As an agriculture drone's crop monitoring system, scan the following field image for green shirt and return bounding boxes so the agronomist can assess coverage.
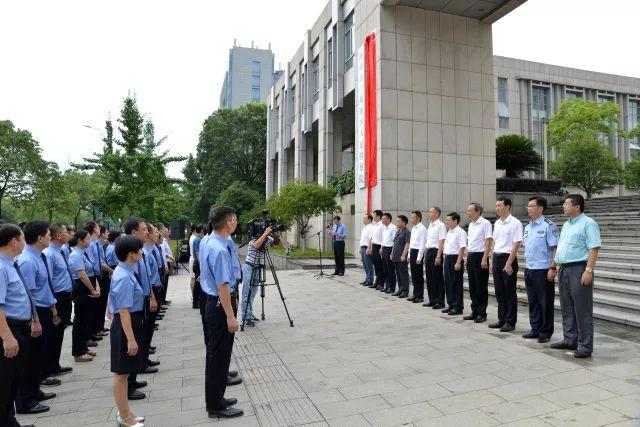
[555,214,601,264]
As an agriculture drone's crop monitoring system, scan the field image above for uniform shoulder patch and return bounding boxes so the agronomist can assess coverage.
[544,218,554,225]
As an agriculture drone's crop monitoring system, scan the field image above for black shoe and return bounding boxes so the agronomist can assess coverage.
[209,407,244,418]
[147,360,160,367]
[149,349,156,354]
[488,322,504,329]
[141,366,158,374]
[522,332,539,339]
[40,377,61,387]
[359,281,367,285]
[448,310,462,315]
[338,273,344,276]
[17,403,49,415]
[474,315,487,323]
[537,337,550,343]
[412,298,424,303]
[86,340,98,347]
[229,370,238,377]
[378,287,386,292]
[36,392,56,401]
[385,289,394,294]
[407,296,416,302]
[432,304,444,310]
[92,335,103,341]
[391,291,402,296]
[150,346,156,351]
[463,314,477,321]
[422,302,431,307]
[128,390,146,400]
[398,293,409,298]
[165,300,172,304]
[441,308,451,313]
[132,380,147,389]
[156,314,164,319]
[573,351,592,359]
[500,324,515,332]
[224,397,238,406]
[227,375,242,386]
[49,366,73,377]
[550,341,578,350]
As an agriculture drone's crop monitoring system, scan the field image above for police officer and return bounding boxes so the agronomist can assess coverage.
[42,223,74,377]
[85,222,113,339]
[442,213,466,315]
[0,223,38,427]
[191,225,205,309]
[521,197,559,344]
[465,203,492,323]
[142,224,162,372]
[106,231,123,271]
[424,207,446,309]
[551,194,601,358]
[200,206,242,419]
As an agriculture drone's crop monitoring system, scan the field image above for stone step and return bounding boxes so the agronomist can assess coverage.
[601,245,640,254]
[514,256,640,274]
[598,251,640,262]
[601,238,640,245]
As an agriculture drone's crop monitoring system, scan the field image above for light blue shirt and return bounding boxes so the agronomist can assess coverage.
[105,243,117,267]
[143,245,161,288]
[332,223,346,242]
[135,255,151,296]
[193,236,202,257]
[61,243,70,260]
[200,233,234,297]
[0,253,33,320]
[522,216,559,270]
[43,243,73,293]
[555,213,601,264]
[227,237,240,289]
[109,263,144,314]
[15,246,56,307]
[69,247,96,279]
[89,239,103,274]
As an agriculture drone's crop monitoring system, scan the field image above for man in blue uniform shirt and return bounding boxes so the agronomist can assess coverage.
[521,197,559,343]
[85,222,113,339]
[328,216,346,276]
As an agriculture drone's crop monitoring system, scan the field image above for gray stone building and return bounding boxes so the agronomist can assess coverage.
[220,42,277,108]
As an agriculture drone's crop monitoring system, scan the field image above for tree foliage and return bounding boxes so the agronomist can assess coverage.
[329,168,355,196]
[625,155,640,189]
[214,181,263,226]
[548,99,622,148]
[495,134,542,178]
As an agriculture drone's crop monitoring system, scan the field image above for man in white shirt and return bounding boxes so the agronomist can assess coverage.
[366,210,385,289]
[424,207,446,309]
[358,214,375,286]
[489,197,523,332]
[465,202,493,323]
[380,213,397,293]
[442,212,467,315]
[408,211,427,303]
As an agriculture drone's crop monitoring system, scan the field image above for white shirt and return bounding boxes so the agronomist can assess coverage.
[492,214,523,254]
[359,223,374,246]
[409,222,427,259]
[188,234,196,261]
[467,216,493,253]
[426,219,446,249]
[381,223,397,247]
[161,238,173,260]
[444,226,467,255]
[370,220,384,245]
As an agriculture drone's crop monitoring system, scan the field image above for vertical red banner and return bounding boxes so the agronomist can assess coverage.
[364,33,377,213]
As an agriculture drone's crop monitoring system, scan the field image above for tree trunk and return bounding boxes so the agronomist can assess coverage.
[0,195,3,219]
[299,234,306,254]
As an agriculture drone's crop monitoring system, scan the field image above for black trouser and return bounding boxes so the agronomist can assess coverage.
[204,293,237,411]
[467,252,489,317]
[333,240,345,275]
[94,272,110,333]
[409,249,424,298]
[525,268,555,339]
[145,290,161,359]
[493,253,519,326]
[160,266,170,304]
[128,295,152,391]
[381,246,395,291]
[0,319,30,427]
[72,293,91,357]
[444,255,464,311]
[50,291,72,374]
[371,244,384,286]
[425,248,444,305]
[16,307,52,411]
[394,261,410,294]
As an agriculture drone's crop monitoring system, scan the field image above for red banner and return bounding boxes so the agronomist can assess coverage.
[364,33,377,213]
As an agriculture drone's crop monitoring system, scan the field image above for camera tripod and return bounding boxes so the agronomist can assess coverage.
[240,247,294,331]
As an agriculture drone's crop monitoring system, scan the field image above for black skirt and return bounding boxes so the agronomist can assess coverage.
[110,311,145,374]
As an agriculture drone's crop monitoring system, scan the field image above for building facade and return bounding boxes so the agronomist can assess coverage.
[220,43,277,108]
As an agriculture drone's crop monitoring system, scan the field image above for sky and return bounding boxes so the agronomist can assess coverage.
[1,0,639,178]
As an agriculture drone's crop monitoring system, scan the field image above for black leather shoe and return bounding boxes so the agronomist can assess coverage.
[500,324,515,332]
[224,397,238,406]
[412,298,424,303]
[550,341,578,350]
[398,293,409,298]
[49,366,73,376]
[37,392,56,401]
[474,315,487,323]
[385,289,394,294]
[573,351,592,359]
[128,390,146,400]
[141,366,158,374]
[86,340,98,347]
[432,304,444,309]
[488,322,504,329]
[132,380,147,389]
[149,349,156,354]
[522,332,539,339]
[209,407,244,418]
[447,310,462,315]
[229,370,238,377]
[463,314,477,321]
[227,375,242,386]
[391,291,402,296]
[17,403,49,415]
[149,346,156,351]
[359,281,367,284]
[92,335,103,341]
[40,377,61,387]
[537,337,550,343]
[407,296,416,302]
[441,308,451,313]
[147,360,160,367]
[422,302,431,307]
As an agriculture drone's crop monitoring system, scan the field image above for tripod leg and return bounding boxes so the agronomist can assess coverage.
[265,251,294,327]
[240,265,260,331]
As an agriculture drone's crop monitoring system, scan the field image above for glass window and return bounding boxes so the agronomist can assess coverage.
[344,13,354,70]
[312,56,320,101]
[629,99,640,131]
[341,145,354,173]
[252,88,260,101]
[290,85,296,123]
[532,85,550,156]
[498,78,509,128]
[252,75,260,87]
[275,105,280,138]
[598,94,616,145]
[252,61,261,75]
[327,39,333,88]
[498,116,509,129]
[565,89,583,100]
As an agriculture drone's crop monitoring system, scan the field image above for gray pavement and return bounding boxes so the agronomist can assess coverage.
[18,269,640,426]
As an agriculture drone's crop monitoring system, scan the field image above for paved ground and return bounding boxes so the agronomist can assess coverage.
[18,269,640,426]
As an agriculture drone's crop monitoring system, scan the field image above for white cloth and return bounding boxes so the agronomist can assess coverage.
[467,216,493,253]
[188,234,196,262]
[370,221,384,245]
[444,226,467,255]
[492,214,523,254]
[409,222,427,259]
[381,223,397,247]
[359,223,374,246]
[426,219,446,249]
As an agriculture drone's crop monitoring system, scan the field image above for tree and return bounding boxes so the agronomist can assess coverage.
[495,134,542,178]
[267,181,340,253]
[548,99,621,148]
[182,154,209,222]
[625,155,640,189]
[30,162,70,222]
[64,171,105,228]
[215,181,263,225]
[0,120,44,218]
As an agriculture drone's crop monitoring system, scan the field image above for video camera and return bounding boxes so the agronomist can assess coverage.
[246,209,286,239]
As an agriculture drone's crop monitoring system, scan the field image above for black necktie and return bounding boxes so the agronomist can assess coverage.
[14,262,37,320]
[40,253,56,297]
[83,252,95,276]
[61,249,74,281]
[134,271,149,319]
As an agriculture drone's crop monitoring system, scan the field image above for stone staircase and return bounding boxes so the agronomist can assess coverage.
[464,195,640,329]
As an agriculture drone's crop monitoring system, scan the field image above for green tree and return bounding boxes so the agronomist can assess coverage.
[548,99,621,148]
[215,181,263,225]
[64,170,105,228]
[0,120,44,218]
[29,162,71,222]
[495,134,542,178]
[182,154,209,222]
[267,181,340,253]
[625,155,640,189]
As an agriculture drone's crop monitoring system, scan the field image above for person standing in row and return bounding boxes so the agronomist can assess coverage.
[328,216,346,276]
[86,222,112,340]
[442,213,466,315]
[489,197,523,332]
[191,225,205,309]
[106,231,123,271]
[358,215,374,287]
[379,213,396,293]
[465,203,492,323]
[551,194,601,358]
[408,211,427,303]
[391,215,411,298]
[142,225,162,373]
[159,225,174,305]
[424,207,445,309]
[367,210,385,289]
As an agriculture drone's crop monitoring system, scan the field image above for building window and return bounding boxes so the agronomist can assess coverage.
[312,56,320,101]
[252,61,261,74]
[344,13,354,70]
[629,99,640,131]
[290,85,296,123]
[598,94,616,145]
[275,105,280,139]
[252,88,260,101]
[497,77,509,129]
[341,145,354,172]
[251,60,261,101]
[565,89,583,100]
[532,85,550,156]
[327,39,333,88]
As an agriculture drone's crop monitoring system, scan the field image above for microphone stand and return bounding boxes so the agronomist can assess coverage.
[308,228,334,280]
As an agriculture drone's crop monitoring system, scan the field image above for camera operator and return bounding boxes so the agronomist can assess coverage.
[241,226,287,326]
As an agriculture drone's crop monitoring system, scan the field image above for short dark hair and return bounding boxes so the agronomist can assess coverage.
[100,225,107,235]
[528,196,547,212]
[210,206,236,231]
[412,210,422,220]
[447,212,461,224]
[383,213,392,220]
[191,224,196,232]
[565,194,585,213]
[114,235,144,262]
[108,230,122,243]
[496,197,512,210]
[373,210,383,218]
[24,221,50,245]
[397,215,408,224]
[0,224,23,247]
[49,222,66,239]
[124,217,145,235]
[69,229,89,248]
[468,202,483,214]
[333,215,341,221]
[195,224,204,233]
[365,214,373,221]
[431,206,442,215]
[84,221,99,234]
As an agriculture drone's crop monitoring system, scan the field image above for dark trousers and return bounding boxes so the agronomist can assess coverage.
[0,320,30,427]
[145,290,160,360]
[493,254,519,326]
[371,244,384,286]
[467,252,489,316]
[333,240,345,275]
[558,263,593,353]
[94,272,110,333]
[425,248,444,305]
[444,255,464,311]
[72,294,91,357]
[409,249,424,298]
[394,261,410,294]
[16,307,52,411]
[193,282,202,308]
[128,295,152,391]
[204,294,236,411]
[525,268,555,339]
[50,291,72,373]
[160,267,170,304]
[381,247,396,291]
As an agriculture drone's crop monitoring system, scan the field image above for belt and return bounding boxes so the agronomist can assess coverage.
[6,318,31,328]
[493,253,510,257]
[558,261,587,269]
[426,247,438,251]
[444,254,459,258]
[468,251,485,255]
[360,245,368,248]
